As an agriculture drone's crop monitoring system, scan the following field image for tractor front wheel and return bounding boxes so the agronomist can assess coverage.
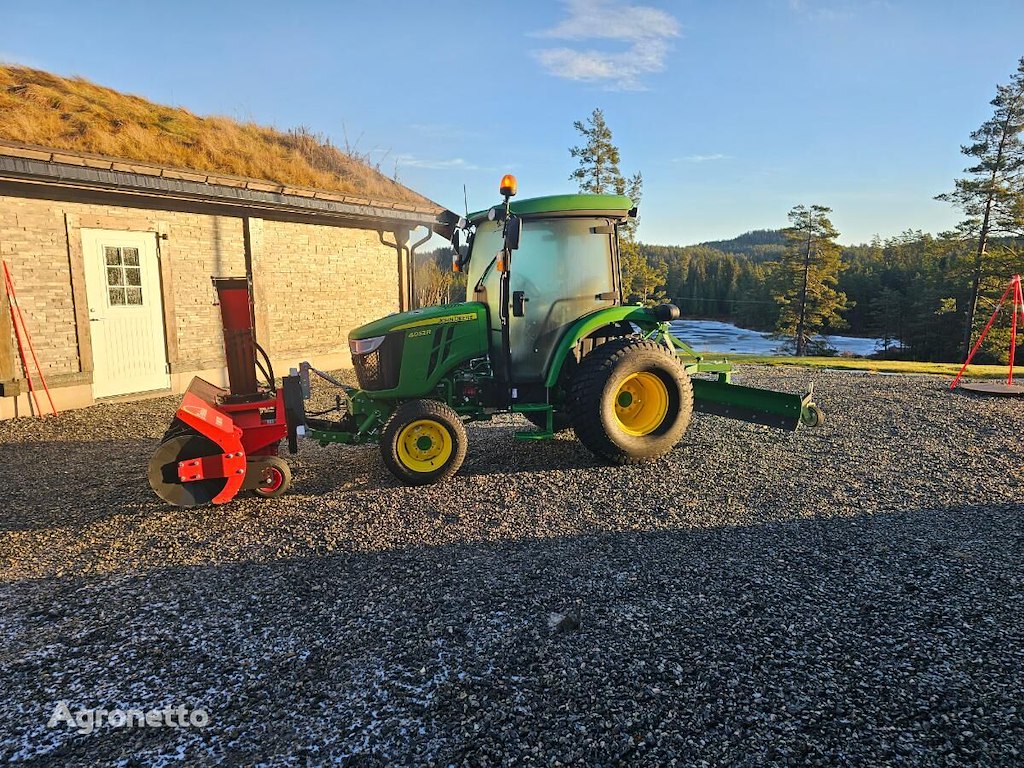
[381,399,468,485]
[569,338,693,465]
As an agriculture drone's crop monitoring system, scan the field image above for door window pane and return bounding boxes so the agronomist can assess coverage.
[103,244,144,307]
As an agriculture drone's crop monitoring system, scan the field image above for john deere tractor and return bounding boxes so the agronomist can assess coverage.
[302,175,821,485]
[148,175,821,506]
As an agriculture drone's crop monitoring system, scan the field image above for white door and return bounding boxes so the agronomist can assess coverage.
[82,229,170,398]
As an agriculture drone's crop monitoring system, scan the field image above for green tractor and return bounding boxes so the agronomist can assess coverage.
[300,175,822,486]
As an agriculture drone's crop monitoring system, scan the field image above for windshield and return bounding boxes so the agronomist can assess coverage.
[465,219,505,291]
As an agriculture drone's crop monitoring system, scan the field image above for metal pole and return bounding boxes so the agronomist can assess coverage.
[2,260,57,416]
[950,277,1015,390]
[1011,275,1022,385]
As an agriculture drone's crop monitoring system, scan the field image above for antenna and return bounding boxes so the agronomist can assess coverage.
[463,184,469,218]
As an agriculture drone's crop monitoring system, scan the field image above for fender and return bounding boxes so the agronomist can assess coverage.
[544,305,663,388]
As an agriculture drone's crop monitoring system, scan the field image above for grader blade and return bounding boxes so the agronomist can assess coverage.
[690,378,813,431]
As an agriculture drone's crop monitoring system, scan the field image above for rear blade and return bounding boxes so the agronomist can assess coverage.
[691,378,807,431]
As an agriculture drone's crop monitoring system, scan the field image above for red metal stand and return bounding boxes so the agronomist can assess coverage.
[951,274,1024,390]
[2,260,58,417]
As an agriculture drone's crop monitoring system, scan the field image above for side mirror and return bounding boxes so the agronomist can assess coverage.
[504,215,522,251]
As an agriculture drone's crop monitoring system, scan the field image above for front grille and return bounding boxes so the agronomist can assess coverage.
[353,333,404,391]
[353,349,381,389]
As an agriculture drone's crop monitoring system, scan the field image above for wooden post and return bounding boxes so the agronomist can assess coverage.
[0,276,15,386]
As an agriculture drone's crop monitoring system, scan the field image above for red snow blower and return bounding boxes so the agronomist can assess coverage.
[147,278,305,507]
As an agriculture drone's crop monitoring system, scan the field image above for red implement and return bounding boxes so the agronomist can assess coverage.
[148,276,302,507]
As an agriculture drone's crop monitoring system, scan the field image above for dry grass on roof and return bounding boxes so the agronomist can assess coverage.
[0,65,433,207]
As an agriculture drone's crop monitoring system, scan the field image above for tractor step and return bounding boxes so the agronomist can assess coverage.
[512,403,555,440]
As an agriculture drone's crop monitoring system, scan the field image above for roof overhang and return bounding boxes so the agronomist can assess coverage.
[0,141,459,234]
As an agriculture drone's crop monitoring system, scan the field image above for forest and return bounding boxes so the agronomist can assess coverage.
[640,229,1020,362]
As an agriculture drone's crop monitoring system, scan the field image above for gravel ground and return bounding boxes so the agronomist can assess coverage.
[0,366,1021,766]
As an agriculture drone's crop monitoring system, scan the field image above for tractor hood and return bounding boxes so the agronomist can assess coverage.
[349,302,488,340]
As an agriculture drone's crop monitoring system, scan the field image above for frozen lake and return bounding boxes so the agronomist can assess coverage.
[669,319,883,357]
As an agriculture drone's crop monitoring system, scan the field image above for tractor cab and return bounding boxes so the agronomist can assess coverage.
[460,187,634,389]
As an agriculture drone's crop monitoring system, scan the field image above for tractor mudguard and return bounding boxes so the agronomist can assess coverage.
[544,305,663,388]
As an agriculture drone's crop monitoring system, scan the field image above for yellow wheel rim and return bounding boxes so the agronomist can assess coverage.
[396,419,453,472]
[614,372,670,436]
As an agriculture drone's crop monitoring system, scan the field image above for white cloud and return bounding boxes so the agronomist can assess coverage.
[531,0,680,91]
[675,153,731,163]
[395,155,490,172]
[786,0,861,22]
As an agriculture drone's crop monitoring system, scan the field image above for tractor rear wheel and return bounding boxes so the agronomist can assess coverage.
[569,338,693,465]
[381,399,468,485]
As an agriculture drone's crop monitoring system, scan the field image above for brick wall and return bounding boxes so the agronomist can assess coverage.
[257,220,399,361]
[0,194,401,408]
[0,197,81,377]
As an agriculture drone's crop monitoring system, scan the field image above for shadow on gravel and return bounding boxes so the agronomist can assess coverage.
[0,439,159,532]
[2,503,1021,766]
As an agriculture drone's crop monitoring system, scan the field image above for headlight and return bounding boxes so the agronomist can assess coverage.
[350,335,386,355]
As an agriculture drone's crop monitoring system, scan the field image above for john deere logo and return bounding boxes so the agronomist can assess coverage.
[438,313,477,324]
[394,313,478,331]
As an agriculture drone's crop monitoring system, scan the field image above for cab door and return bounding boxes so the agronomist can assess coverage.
[507,217,617,382]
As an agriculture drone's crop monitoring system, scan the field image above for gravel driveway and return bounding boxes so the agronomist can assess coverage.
[1,367,1021,766]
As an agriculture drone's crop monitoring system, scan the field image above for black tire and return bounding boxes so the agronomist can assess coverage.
[380,399,468,485]
[252,456,293,498]
[801,403,825,428]
[568,337,693,465]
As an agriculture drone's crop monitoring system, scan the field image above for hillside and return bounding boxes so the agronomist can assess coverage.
[698,229,786,261]
[0,66,431,206]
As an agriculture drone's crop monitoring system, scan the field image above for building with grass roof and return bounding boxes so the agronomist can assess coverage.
[0,66,455,417]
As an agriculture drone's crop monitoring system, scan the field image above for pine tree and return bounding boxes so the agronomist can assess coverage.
[772,205,849,355]
[937,57,1024,358]
[569,108,655,300]
[569,108,621,195]
[620,240,668,304]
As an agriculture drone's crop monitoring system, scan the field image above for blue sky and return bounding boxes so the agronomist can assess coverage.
[2,0,1023,246]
